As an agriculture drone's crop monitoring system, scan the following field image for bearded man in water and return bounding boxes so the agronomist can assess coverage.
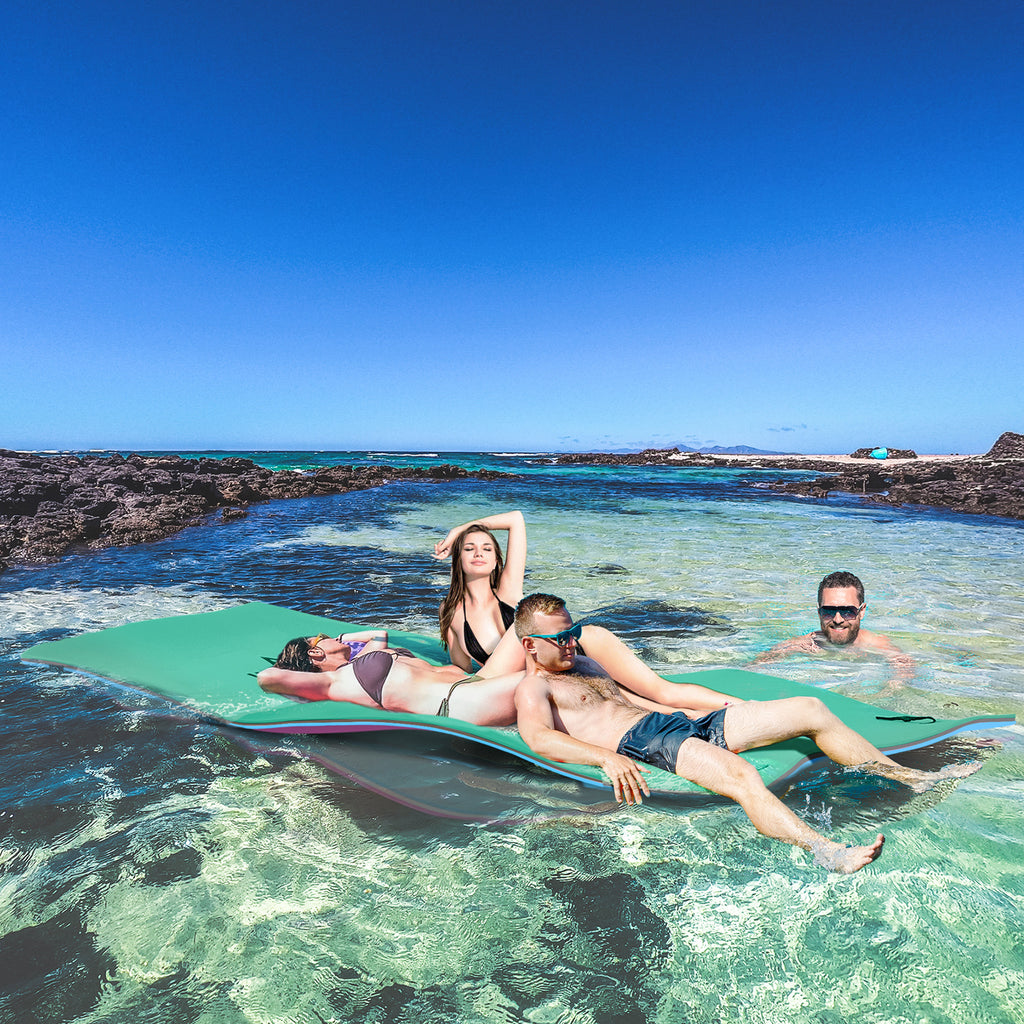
[755,571,916,688]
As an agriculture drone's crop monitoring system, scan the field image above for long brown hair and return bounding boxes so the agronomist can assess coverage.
[438,524,505,650]
[275,637,317,672]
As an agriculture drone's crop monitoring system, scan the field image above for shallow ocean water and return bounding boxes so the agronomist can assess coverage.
[1,454,1022,1024]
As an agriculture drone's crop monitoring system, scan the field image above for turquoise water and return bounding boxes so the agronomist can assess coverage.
[2,453,1022,1023]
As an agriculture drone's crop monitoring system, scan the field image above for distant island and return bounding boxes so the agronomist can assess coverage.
[586,444,795,456]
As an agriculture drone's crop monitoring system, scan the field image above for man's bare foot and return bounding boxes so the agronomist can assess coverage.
[966,737,1003,749]
[931,760,984,782]
[853,759,983,793]
[813,833,885,873]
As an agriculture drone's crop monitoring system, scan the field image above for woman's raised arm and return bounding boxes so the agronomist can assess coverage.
[433,510,525,565]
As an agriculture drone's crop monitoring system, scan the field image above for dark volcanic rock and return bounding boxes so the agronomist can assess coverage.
[0,450,510,572]
[848,447,918,459]
[549,433,1024,522]
[554,447,687,466]
[771,439,1024,521]
[986,431,1024,459]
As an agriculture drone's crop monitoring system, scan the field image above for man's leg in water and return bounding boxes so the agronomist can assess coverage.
[672,735,885,873]
[723,696,981,790]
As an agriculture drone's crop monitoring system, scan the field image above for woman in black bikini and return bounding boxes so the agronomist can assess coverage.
[257,630,522,725]
[435,510,527,672]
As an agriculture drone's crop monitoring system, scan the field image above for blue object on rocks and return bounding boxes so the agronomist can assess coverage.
[870,447,888,459]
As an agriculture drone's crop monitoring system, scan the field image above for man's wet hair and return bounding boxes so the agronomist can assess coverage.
[514,593,567,637]
[275,637,319,673]
[817,571,865,605]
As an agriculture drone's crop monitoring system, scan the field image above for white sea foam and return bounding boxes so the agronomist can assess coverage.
[259,523,425,554]
[0,585,237,639]
[367,452,439,458]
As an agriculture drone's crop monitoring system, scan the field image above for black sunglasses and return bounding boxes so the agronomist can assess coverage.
[818,605,862,620]
[527,622,583,646]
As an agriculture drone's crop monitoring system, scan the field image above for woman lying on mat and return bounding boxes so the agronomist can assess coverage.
[257,630,522,725]
[434,510,708,707]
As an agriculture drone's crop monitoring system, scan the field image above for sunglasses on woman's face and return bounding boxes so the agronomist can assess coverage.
[307,633,331,649]
[527,622,583,646]
[817,606,862,621]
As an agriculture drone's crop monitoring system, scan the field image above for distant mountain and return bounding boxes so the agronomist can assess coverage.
[656,443,798,456]
[582,443,797,456]
[694,444,796,455]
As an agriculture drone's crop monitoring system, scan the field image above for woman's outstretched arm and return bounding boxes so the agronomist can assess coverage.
[579,626,737,710]
[341,629,389,653]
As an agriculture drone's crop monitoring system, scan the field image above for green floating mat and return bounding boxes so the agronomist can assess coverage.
[22,601,1015,796]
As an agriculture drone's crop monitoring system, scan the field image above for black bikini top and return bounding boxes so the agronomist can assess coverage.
[462,595,515,665]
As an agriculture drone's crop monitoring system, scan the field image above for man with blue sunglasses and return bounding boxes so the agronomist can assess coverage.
[513,592,973,873]
[755,571,915,688]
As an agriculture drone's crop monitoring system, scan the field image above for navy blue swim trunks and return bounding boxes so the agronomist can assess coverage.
[616,709,729,774]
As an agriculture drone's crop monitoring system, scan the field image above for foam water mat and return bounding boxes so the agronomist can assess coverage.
[23,601,1015,797]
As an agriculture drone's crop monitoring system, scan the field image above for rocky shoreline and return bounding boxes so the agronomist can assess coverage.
[0,450,508,572]
[553,431,1024,522]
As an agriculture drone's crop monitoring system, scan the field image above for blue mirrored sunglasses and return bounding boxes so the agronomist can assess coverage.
[817,606,861,620]
[527,622,583,645]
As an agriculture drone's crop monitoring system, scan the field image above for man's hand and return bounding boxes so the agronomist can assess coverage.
[754,634,820,663]
[876,650,917,692]
[597,752,651,805]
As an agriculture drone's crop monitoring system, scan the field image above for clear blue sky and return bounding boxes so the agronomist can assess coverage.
[2,1,1021,454]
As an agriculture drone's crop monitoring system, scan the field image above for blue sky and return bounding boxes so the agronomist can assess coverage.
[2,1,1021,454]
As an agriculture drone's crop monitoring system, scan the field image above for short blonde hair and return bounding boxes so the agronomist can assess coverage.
[514,593,567,637]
